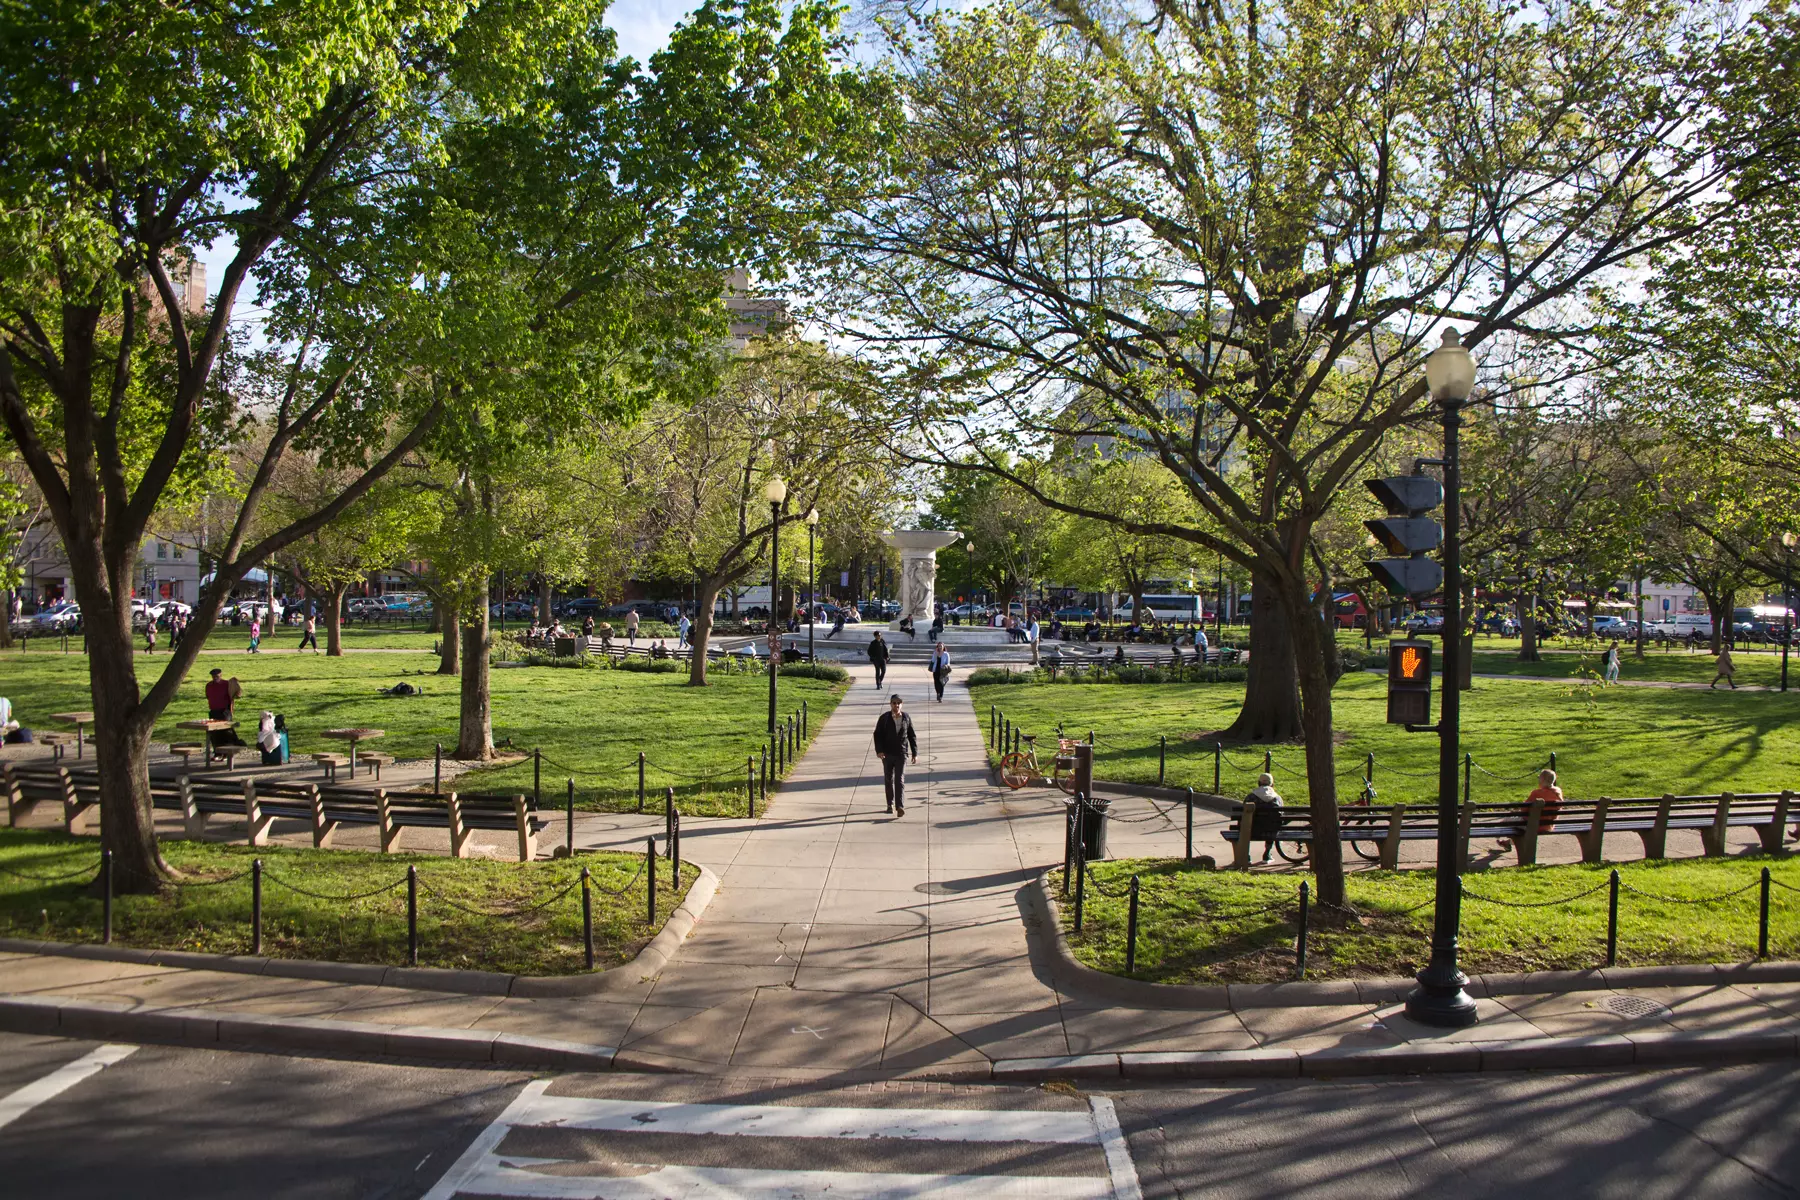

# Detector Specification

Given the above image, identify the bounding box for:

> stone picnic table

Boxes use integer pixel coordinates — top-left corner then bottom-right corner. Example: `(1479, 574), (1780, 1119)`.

(49, 711), (94, 758)
(321, 727), (385, 777)
(176, 718), (238, 766)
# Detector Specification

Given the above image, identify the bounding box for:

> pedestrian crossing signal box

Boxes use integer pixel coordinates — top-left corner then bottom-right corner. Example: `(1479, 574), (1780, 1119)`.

(1387, 638), (1433, 725)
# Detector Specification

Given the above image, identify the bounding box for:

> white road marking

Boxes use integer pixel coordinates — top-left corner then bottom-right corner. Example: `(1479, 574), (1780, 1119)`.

(1088, 1097), (1143, 1200)
(0, 1044), (138, 1132)
(453, 1161), (1115, 1199)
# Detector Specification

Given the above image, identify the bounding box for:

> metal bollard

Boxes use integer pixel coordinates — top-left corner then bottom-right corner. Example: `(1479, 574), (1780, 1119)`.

(252, 858), (263, 955)
(434, 742), (442, 795)
(1214, 742), (1222, 794)
(1063, 803), (1076, 897)
(638, 752), (646, 813)
(748, 755), (756, 818)
(407, 865), (419, 966)
(101, 848), (113, 945)
(534, 748), (541, 809)
(647, 836), (657, 924)
(1549, 750), (1558, 773)
(1088, 729), (1094, 746)
(673, 809), (682, 878)
(1185, 788), (1194, 862)
(1158, 735), (1166, 786)
(1125, 874), (1141, 974)
(1606, 869), (1620, 967)
(1073, 804), (1088, 933)
(1295, 881), (1310, 979)
(566, 779), (575, 857)
(990, 705), (996, 748)
(1760, 867), (1772, 960)
(1264, 748), (1272, 774)
(761, 748), (768, 803)
(803, 700), (808, 738)
(1463, 752), (1472, 806)
(665, 786), (676, 846)
(581, 866), (594, 970)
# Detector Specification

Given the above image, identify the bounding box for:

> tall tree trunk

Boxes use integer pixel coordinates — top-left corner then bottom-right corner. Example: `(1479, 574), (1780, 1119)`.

(1222, 567), (1302, 741)
(438, 600), (461, 674)
(538, 576), (554, 625)
(456, 582), (492, 758)
(1286, 585), (1346, 907)
(688, 580), (721, 686)
(0, 588), (12, 648)
(264, 563), (275, 634)
(326, 583), (347, 656)
(1517, 589), (1540, 662)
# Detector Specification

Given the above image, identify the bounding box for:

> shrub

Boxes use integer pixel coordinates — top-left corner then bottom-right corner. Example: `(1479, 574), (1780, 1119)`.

(614, 656), (682, 673)
(966, 667), (1046, 686)
(517, 654), (597, 669)
(779, 661), (850, 683)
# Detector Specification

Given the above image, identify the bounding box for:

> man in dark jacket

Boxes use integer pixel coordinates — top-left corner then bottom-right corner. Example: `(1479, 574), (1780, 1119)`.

(873, 693), (918, 815)
(867, 631), (890, 688)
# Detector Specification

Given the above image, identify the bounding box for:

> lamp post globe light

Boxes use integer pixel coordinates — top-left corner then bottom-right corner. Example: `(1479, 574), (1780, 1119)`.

(806, 507), (819, 662)
(1783, 532), (1796, 693)
(765, 476), (787, 734)
(1406, 327), (1481, 1029)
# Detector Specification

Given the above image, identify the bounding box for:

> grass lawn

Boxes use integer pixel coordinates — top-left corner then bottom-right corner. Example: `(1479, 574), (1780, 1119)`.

(971, 672), (1800, 806)
(1052, 855), (1800, 984)
(0, 827), (696, 975)
(1, 653), (846, 816)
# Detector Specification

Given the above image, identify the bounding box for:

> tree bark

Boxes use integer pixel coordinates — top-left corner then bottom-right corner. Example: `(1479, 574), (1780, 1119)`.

(0, 588), (12, 649)
(326, 583), (347, 656)
(1222, 567), (1302, 741)
(1518, 589), (1541, 662)
(688, 580), (721, 685)
(456, 582), (492, 758)
(438, 601), (461, 674)
(1285, 585), (1346, 907)
(538, 576), (554, 625)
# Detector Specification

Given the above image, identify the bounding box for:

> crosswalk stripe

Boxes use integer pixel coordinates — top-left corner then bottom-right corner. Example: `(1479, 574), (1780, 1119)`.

(509, 1095), (1103, 1144)
(0, 1044), (137, 1133)
(425, 1085), (1140, 1200)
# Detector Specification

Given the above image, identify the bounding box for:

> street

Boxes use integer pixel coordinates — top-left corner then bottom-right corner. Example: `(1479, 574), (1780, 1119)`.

(2, 1033), (1796, 1198)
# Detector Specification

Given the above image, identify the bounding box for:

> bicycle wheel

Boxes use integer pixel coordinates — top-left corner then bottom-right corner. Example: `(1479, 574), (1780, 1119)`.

(998, 751), (1034, 790)
(1275, 840), (1310, 864)
(1051, 753), (1078, 794)
(1350, 840), (1382, 862)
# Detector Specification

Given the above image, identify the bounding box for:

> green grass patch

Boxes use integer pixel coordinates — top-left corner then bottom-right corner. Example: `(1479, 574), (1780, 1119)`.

(1053, 855), (1800, 985)
(0, 828), (695, 976)
(972, 673), (1800, 806)
(2, 652), (846, 816)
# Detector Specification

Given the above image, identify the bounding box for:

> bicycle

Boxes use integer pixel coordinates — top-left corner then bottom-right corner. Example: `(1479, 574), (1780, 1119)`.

(998, 733), (1082, 792)
(1347, 777), (1383, 862)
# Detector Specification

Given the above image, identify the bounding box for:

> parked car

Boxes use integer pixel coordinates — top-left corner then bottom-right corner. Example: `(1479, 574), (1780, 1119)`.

(1401, 612), (1445, 634)
(1053, 606), (1097, 621)
(1591, 615), (1632, 638)
(603, 600), (665, 620)
(29, 602), (83, 633)
(1647, 614), (1714, 638)
(1474, 613), (1518, 635)
(489, 599), (536, 620)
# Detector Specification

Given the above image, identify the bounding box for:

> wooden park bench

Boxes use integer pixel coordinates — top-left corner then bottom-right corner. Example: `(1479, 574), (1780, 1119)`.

(383, 790), (545, 861)
(1221, 791), (1797, 870)
(1, 762), (98, 834)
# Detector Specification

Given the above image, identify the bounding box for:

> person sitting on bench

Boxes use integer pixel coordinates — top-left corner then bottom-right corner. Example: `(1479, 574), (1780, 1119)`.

(1245, 773), (1284, 863)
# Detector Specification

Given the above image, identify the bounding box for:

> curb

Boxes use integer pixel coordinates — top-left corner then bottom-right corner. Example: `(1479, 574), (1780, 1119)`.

(0, 993), (618, 1071)
(1026, 872), (1800, 1010)
(0, 864), (720, 1000)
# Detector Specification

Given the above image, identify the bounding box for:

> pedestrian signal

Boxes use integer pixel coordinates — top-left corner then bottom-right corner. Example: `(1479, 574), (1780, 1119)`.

(1386, 638), (1433, 725)
(1365, 474), (1445, 597)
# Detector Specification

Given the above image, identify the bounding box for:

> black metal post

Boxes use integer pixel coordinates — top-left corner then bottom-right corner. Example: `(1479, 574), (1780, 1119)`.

(990, 705), (996, 748)
(1296, 880), (1310, 979)
(566, 778), (575, 857)
(1463, 752), (1472, 807)
(760, 747), (768, 802)
(1073, 800), (1087, 933)
(1550, 750), (1557, 773)
(665, 786), (675, 846)
(1263, 748), (1272, 774)
(581, 866), (594, 970)
(1185, 788), (1194, 862)
(672, 809), (681, 878)
(1405, 366), (1479, 1028)
(407, 865), (419, 966)
(1158, 735), (1166, 787)
(252, 858), (263, 955)
(1125, 875), (1141, 974)
(1760, 866), (1772, 959)
(646, 837), (657, 924)
(638, 752), (645, 813)
(1606, 868), (1620, 967)
(101, 848), (113, 944)
(769, 500), (781, 735)
(808, 522), (816, 662)
(1063, 802), (1075, 897)
(1214, 742), (1222, 794)
(434, 742), (442, 795)
(1784, 548), (1793, 692)
(802, 700), (808, 739)
(748, 755), (756, 818)
(533, 748), (541, 810)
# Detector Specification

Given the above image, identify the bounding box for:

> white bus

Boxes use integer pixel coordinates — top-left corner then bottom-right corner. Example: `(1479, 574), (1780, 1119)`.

(1115, 594), (1206, 622)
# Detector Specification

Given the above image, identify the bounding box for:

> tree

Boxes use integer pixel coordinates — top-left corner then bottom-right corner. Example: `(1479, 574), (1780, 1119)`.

(1052, 456), (1197, 615)
(838, 0), (1798, 904)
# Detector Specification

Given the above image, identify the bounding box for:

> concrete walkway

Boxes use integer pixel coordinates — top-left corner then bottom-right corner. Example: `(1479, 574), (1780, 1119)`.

(2, 662), (1798, 1082)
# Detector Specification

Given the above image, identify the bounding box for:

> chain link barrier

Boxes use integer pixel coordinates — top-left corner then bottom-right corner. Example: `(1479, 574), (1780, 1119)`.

(170, 868), (256, 890)
(1460, 878), (1611, 907)
(1617, 877), (1761, 905)
(261, 870), (408, 904)
(415, 874), (582, 918)
(0, 857), (103, 883)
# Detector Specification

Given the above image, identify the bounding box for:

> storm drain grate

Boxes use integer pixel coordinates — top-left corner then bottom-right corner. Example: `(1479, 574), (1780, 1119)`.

(1604, 993), (1673, 1020)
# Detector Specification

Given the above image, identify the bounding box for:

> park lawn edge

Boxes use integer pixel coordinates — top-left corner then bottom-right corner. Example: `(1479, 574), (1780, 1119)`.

(1050, 854), (1800, 986)
(0, 828), (696, 977)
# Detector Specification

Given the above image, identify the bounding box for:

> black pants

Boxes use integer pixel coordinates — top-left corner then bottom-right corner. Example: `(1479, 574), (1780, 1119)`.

(933, 670), (948, 700)
(873, 660), (887, 687)
(299, 631), (317, 650)
(882, 756), (906, 810)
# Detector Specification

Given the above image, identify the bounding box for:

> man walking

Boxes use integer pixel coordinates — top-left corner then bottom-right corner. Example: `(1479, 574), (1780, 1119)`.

(873, 693), (918, 816)
(868, 630), (890, 688)
(298, 612), (319, 652)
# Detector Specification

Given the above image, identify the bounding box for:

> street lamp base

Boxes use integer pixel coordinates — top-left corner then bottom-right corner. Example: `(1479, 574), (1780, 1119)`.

(1404, 975), (1480, 1027)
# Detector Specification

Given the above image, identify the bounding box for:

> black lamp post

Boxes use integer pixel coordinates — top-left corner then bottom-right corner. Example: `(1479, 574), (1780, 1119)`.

(1406, 327), (1480, 1029)
(806, 506), (819, 662)
(965, 537), (974, 617)
(1783, 532), (1795, 693)
(765, 476), (786, 734)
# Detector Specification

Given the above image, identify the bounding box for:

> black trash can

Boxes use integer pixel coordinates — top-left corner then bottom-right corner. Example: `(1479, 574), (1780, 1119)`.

(1065, 795), (1111, 862)
(554, 635), (579, 657)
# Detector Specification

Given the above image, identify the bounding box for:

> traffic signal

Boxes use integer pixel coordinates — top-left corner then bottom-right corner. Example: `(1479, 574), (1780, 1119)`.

(1365, 474), (1444, 597)
(1387, 638), (1433, 724)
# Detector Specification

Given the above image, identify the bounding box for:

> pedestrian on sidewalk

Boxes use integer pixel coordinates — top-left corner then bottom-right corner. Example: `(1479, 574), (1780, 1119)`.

(627, 608), (640, 645)
(1602, 643), (1619, 684)
(143, 620), (157, 655)
(873, 693), (918, 816)
(929, 641), (952, 702)
(246, 616), (261, 653)
(868, 630), (890, 688)
(298, 612), (319, 652)
(1710, 646), (1736, 689)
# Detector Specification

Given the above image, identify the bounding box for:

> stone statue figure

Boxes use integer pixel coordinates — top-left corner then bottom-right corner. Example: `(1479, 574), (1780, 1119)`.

(904, 556), (936, 621)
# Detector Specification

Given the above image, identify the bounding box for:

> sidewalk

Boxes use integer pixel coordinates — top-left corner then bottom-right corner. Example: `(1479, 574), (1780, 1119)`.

(2, 663), (1797, 1081)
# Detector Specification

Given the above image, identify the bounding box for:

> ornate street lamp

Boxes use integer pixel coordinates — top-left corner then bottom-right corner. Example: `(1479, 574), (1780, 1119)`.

(1406, 327), (1479, 1029)
(805, 507), (819, 662)
(765, 476), (787, 733)
(1783, 532), (1796, 693)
